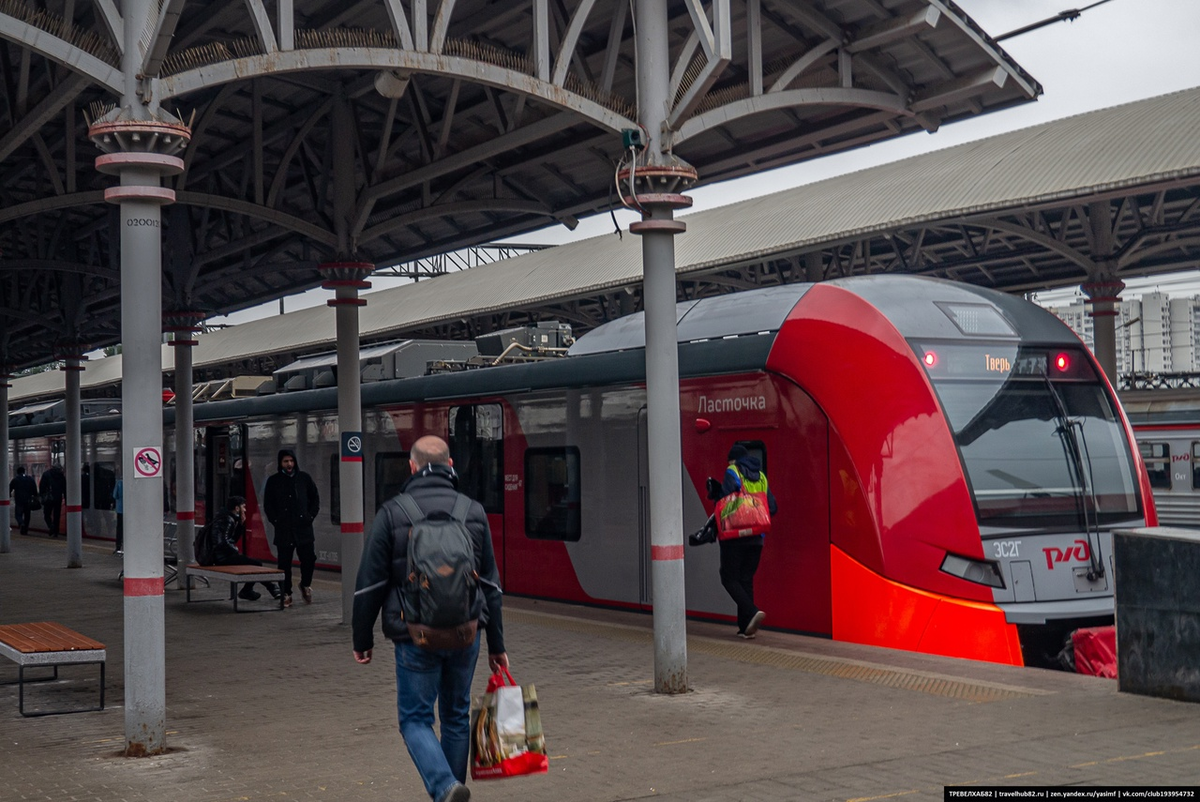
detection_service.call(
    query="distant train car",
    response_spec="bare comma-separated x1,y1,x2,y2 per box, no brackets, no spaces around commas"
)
1122,389,1200,527
8,276,1156,667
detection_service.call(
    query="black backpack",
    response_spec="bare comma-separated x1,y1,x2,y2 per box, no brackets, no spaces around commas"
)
193,522,215,566
395,493,482,650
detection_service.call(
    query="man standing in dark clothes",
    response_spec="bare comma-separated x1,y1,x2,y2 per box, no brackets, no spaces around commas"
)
38,463,66,536
262,449,319,608
205,495,281,601
10,466,38,535
352,435,507,802
708,444,777,639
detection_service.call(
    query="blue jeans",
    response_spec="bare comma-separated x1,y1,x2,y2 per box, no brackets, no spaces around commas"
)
394,636,481,800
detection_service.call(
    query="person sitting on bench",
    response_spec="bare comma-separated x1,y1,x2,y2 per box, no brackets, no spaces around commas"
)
205,496,281,602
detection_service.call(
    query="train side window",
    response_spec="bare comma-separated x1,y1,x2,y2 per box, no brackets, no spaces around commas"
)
329,453,341,525
375,452,411,510
1139,442,1171,489
1192,443,1200,491
524,447,581,541
449,404,503,514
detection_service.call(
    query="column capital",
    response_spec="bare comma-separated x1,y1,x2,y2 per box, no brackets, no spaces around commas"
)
88,107,192,205
54,346,89,370
163,310,206,347
1081,280,1126,302
618,163,697,236
1081,280,1125,319
319,261,374,289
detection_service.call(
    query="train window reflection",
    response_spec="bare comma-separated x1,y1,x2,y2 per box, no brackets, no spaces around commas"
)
524,447,581,541
935,380,1139,523
1139,442,1172,489
375,452,411,510
92,462,117,510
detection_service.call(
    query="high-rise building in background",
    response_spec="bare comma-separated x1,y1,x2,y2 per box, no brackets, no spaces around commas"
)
1045,293,1200,375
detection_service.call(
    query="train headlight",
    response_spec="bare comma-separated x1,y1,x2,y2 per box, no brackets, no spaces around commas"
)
940,553,1005,589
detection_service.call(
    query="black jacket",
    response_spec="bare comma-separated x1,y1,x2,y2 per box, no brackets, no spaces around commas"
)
208,508,245,563
352,465,505,656
262,449,320,545
38,467,65,503
10,474,38,508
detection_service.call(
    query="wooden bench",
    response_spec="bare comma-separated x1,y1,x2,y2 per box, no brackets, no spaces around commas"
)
0,622,106,717
184,564,286,612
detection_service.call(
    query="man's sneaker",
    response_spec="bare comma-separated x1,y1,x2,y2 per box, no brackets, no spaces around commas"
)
745,610,766,637
237,587,261,601
737,631,756,639
283,594,293,608
265,583,282,600
301,586,312,605
439,782,471,802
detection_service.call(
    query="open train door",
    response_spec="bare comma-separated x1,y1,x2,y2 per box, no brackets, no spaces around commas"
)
203,424,263,558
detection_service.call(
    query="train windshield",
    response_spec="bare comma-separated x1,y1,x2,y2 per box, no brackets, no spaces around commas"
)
918,343,1140,524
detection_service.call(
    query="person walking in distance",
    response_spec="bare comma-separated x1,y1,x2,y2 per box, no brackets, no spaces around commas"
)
10,466,38,536
38,463,66,537
708,444,777,639
352,435,507,802
203,495,281,602
262,449,319,608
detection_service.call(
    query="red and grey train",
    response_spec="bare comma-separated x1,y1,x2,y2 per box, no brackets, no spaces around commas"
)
1122,389,1200,529
8,275,1156,667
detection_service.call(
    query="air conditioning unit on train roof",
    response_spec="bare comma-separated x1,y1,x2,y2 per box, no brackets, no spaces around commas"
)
273,339,479,390
475,321,573,357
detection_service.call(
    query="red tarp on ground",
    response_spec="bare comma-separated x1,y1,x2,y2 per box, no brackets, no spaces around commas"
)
1073,625,1117,678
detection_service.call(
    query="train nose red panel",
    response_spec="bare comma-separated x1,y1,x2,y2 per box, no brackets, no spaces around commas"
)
831,545,1023,666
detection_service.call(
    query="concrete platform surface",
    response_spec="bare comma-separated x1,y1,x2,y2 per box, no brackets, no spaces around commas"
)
2,533,1199,801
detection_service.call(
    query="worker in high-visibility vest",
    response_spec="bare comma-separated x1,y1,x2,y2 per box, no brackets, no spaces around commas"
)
707,444,777,639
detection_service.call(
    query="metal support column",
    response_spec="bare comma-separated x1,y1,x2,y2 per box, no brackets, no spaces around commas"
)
321,263,373,624
624,0,696,695
1085,201,1122,382
166,313,203,587
63,352,86,567
88,22,191,747
0,369,9,553
1083,279,1124,381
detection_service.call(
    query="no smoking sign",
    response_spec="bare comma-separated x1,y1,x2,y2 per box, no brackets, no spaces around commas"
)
133,446,163,479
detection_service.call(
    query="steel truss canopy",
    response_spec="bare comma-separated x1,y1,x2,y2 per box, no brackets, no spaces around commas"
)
0,0,1037,369
10,84,1200,405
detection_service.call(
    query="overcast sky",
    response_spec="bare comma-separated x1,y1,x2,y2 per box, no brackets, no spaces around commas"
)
213,0,1200,326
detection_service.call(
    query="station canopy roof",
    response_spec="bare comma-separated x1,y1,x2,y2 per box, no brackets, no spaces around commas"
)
10,84,1200,405
0,1,1038,370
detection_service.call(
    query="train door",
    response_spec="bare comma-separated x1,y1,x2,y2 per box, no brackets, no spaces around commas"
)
205,424,247,538
449,404,505,578
636,408,652,607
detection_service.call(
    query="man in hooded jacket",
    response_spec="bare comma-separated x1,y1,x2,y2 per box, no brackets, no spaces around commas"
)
262,449,320,607
707,444,777,639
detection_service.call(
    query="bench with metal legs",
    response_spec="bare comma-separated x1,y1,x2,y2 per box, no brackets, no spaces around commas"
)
0,622,106,717
184,564,286,612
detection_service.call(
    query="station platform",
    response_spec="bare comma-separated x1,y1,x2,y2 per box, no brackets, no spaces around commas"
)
2,532,1198,802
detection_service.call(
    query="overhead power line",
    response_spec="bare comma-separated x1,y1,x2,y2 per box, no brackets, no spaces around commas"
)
995,0,1119,42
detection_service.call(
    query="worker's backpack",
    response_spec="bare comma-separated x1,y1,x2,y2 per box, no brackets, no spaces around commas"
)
193,522,215,566
394,493,482,650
